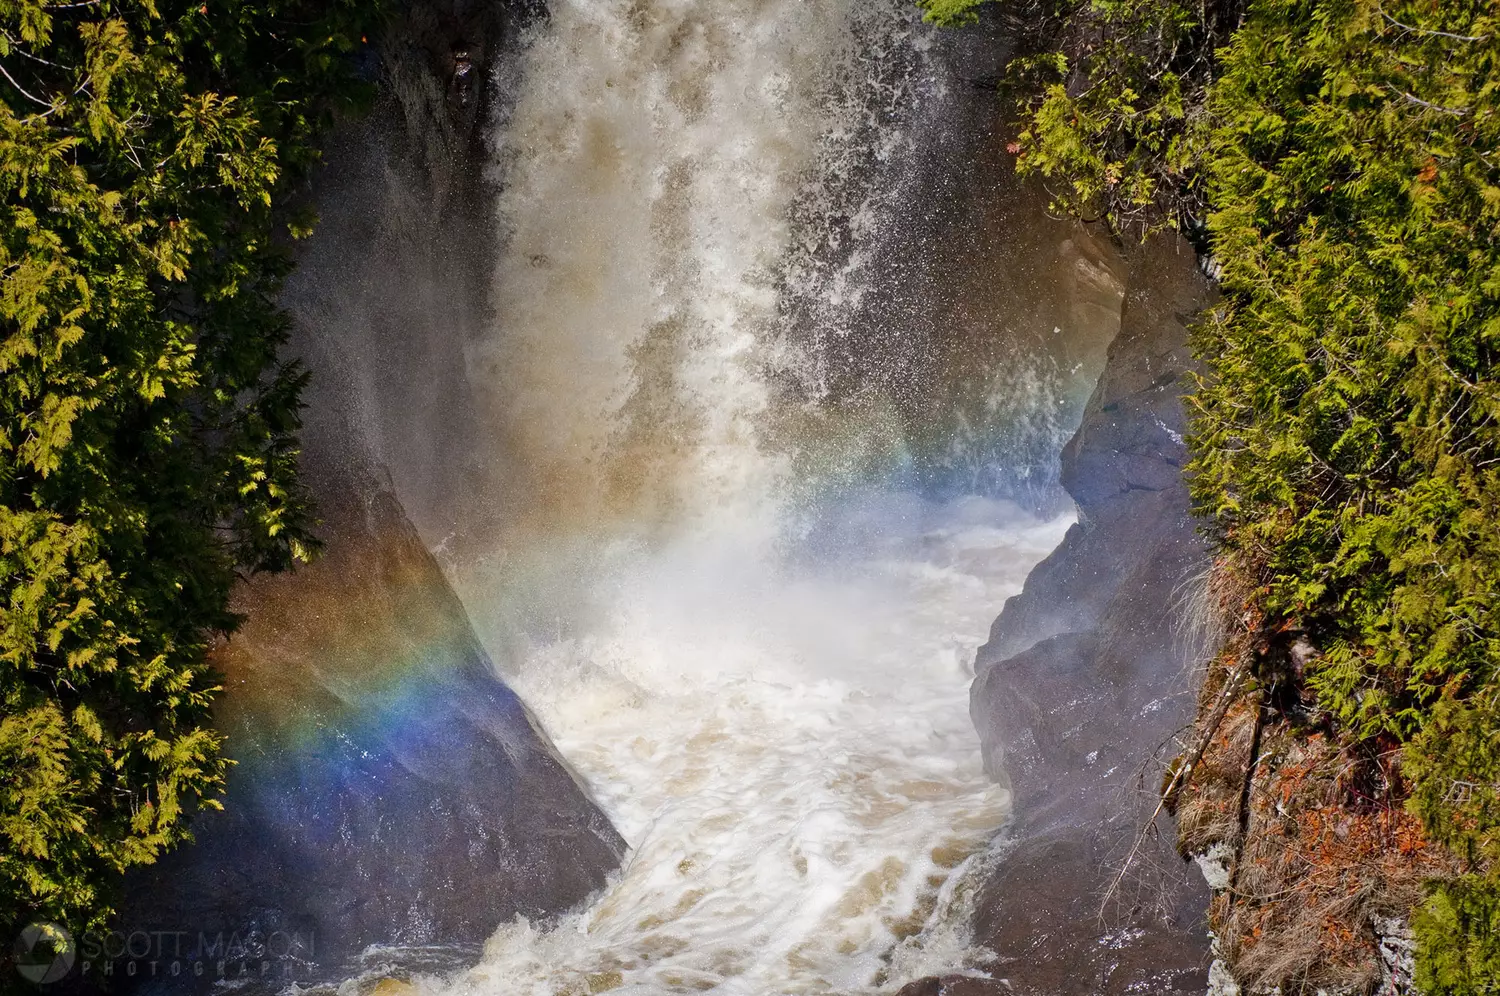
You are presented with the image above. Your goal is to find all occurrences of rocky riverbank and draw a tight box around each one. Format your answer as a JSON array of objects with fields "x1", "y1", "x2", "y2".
[{"x1": 902, "y1": 234, "x2": 1217, "y2": 996}]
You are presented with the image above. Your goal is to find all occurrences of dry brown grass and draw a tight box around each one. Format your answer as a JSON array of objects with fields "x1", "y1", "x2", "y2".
[
  {"x1": 1220, "y1": 726, "x2": 1450, "y2": 994},
  {"x1": 1172, "y1": 561, "x2": 1458, "y2": 995},
  {"x1": 1164, "y1": 561, "x2": 1470, "y2": 996}
]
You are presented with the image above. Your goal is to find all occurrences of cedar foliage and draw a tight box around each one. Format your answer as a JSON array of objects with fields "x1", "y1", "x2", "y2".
[
  {"x1": 0, "y1": 0, "x2": 379, "y2": 937},
  {"x1": 1192, "y1": 2, "x2": 1500, "y2": 990},
  {"x1": 919, "y1": 0, "x2": 1240, "y2": 235},
  {"x1": 929, "y1": 0, "x2": 1500, "y2": 989}
]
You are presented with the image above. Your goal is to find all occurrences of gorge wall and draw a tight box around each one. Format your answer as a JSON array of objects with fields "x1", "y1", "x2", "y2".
[
  {"x1": 969, "y1": 236, "x2": 1215, "y2": 995},
  {"x1": 114, "y1": 1, "x2": 624, "y2": 988},
  {"x1": 901, "y1": 235, "x2": 1217, "y2": 996}
]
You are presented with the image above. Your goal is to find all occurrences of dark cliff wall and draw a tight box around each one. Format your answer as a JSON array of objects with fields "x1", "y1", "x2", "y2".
[
  {"x1": 904, "y1": 235, "x2": 1216, "y2": 996},
  {"x1": 113, "y1": 3, "x2": 624, "y2": 989},
  {"x1": 279, "y1": 0, "x2": 528, "y2": 550},
  {"x1": 968, "y1": 235, "x2": 1213, "y2": 995}
]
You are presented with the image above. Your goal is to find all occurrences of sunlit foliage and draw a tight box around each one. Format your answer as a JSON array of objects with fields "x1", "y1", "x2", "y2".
[
  {"x1": 915, "y1": 0, "x2": 991, "y2": 25},
  {"x1": 922, "y1": 0, "x2": 1239, "y2": 236},
  {"x1": 1189, "y1": 3, "x2": 1500, "y2": 986},
  {"x1": 1, "y1": 0, "x2": 379, "y2": 935}
]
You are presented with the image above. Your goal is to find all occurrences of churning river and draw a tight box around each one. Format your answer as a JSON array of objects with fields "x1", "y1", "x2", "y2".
[{"x1": 372, "y1": 1, "x2": 1106, "y2": 993}]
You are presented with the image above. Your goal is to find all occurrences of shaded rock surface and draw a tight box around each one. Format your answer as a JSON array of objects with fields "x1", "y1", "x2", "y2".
[
  {"x1": 118, "y1": 448, "x2": 623, "y2": 990},
  {"x1": 944, "y1": 235, "x2": 1217, "y2": 995},
  {"x1": 780, "y1": 13, "x2": 1126, "y2": 513},
  {"x1": 112, "y1": 2, "x2": 624, "y2": 990}
]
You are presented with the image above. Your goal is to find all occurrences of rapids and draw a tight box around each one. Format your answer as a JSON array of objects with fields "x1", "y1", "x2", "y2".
[
  {"x1": 436, "y1": 496, "x2": 1070, "y2": 996},
  {"x1": 370, "y1": 0, "x2": 1106, "y2": 992}
]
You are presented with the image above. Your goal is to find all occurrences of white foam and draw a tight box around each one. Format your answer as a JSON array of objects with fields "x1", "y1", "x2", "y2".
[{"x1": 426, "y1": 497, "x2": 1069, "y2": 996}]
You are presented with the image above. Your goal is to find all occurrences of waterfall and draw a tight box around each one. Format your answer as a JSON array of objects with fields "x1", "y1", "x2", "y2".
[{"x1": 391, "y1": 0, "x2": 1118, "y2": 992}]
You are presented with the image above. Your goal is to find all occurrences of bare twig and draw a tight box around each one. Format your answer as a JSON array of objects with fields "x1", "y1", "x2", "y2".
[
  {"x1": 1375, "y1": 2, "x2": 1489, "y2": 42},
  {"x1": 1, "y1": 32, "x2": 71, "y2": 70},
  {"x1": 0, "y1": 59, "x2": 51, "y2": 108},
  {"x1": 1385, "y1": 84, "x2": 1468, "y2": 117}
]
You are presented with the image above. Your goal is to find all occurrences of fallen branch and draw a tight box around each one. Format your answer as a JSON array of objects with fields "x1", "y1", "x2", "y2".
[
  {"x1": 1098, "y1": 656, "x2": 1253, "y2": 919},
  {"x1": 1226, "y1": 690, "x2": 1268, "y2": 896}
]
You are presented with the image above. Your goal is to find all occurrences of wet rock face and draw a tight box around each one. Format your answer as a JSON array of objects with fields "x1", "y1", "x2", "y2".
[
  {"x1": 279, "y1": 0, "x2": 527, "y2": 552},
  {"x1": 896, "y1": 974, "x2": 1009, "y2": 996},
  {"x1": 964, "y1": 235, "x2": 1218, "y2": 995},
  {"x1": 117, "y1": 453, "x2": 624, "y2": 988}
]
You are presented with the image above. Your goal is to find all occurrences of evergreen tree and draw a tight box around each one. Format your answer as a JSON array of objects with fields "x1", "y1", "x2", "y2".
[
  {"x1": 1190, "y1": 3, "x2": 1500, "y2": 985},
  {"x1": 1, "y1": 0, "x2": 379, "y2": 937}
]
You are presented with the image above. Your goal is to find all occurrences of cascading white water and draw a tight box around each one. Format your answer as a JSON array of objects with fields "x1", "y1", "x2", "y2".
[
  {"x1": 437, "y1": 498, "x2": 1068, "y2": 996},
  {"x1": 418, "y1": 2, "x2": 1080, "y2": 993}
]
